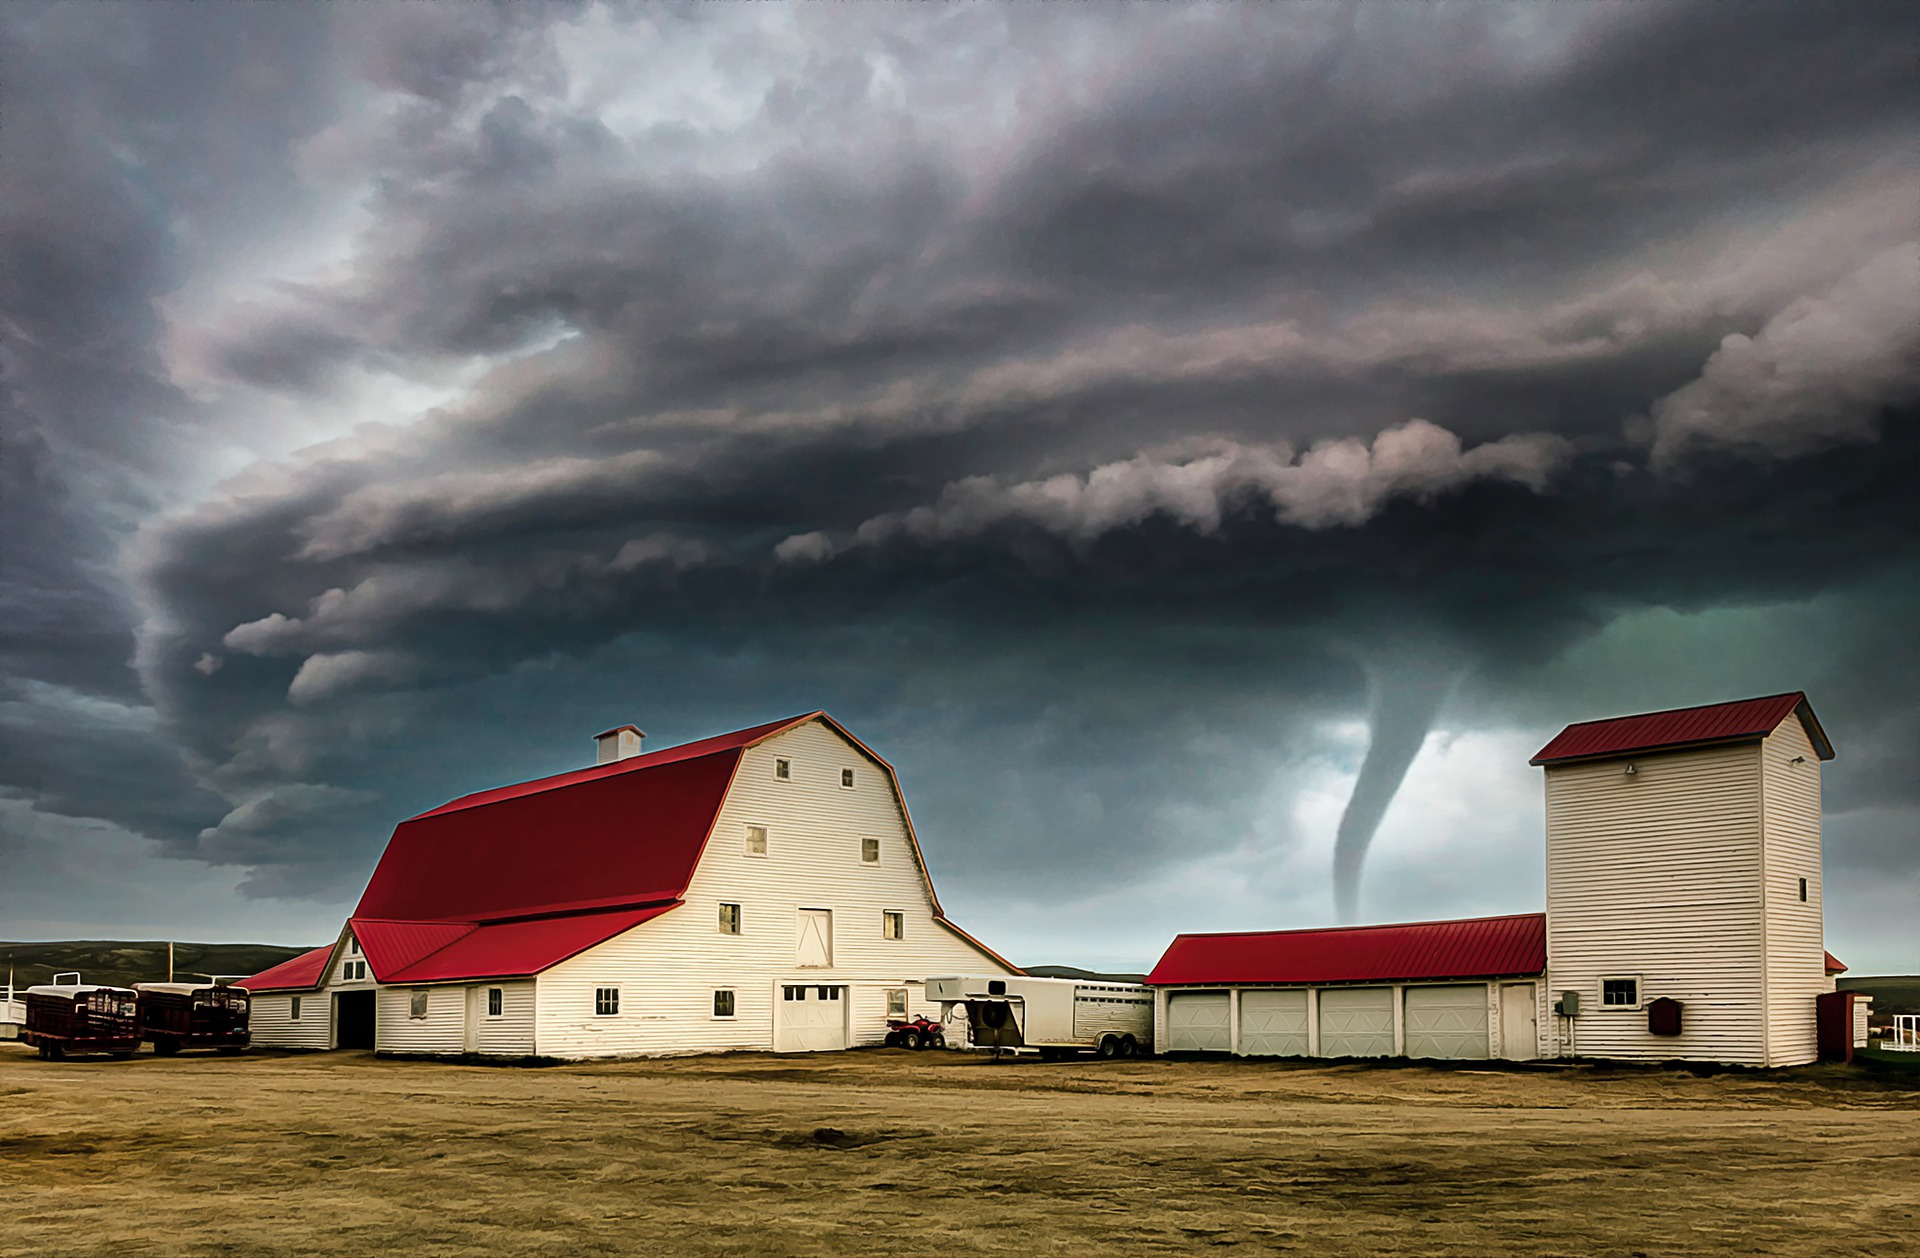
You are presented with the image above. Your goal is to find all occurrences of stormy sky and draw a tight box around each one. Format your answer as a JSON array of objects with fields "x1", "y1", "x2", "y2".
[{"x1": 3, "y1": 1, "x2": 1916, "y2": 974}]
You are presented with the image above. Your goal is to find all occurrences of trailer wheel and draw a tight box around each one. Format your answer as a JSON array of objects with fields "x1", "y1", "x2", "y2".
[
  {"x1": 1117, "y1": 1035, "x2": 1138, "y2": 1058},
  {"x1": 36, "y1": 1044, "x2": 53, "y2": 1061},
  {"x1": 1097, "y1": 1035, "x2": 1120, "y2": 1059},
  {"x1": 900, "y1": 1029, "x2": 923, "y2": 1051},
  {"x1": 154, "y1": 1037, "x2": 181, "y2": 1057}
]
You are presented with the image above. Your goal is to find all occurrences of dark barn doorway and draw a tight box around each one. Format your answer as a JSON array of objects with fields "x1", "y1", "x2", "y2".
[{"x1": 334, "y1": 990, "x2": 375, "y2": 1049}]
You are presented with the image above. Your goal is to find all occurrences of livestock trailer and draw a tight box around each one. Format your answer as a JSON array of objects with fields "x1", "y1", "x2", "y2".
[
  {"x1": 23, "y1": 979, "x2": 142, "y2": 1060},
  {"x1": 926, "y1": 975, "x2": 1153, "y2": 1058},
  {"x1": 134, "y1": 982, "x2": 251, "y2": 1055}
]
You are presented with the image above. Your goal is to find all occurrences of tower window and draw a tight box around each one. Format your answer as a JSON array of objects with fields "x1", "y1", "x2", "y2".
[
  {"x1": 774, "y1": 758, "x2": 790, "y2": 780},
  {"x1": 841, "y1": 768, "x2": 855, "y2": 788},
  {"x1": 1799, "y1": 877, "x2": 1808, "y2": 903}
]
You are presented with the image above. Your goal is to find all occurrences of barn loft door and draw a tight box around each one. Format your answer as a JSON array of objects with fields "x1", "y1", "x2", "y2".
[{"x1": 796, "y1": 909, "x2": 833, "y2": 968}]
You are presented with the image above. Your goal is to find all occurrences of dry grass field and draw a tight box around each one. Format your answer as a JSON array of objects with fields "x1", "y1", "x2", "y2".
[{"x1": 3, "y1": 1044, "x2": 1916, "y2": 1257}]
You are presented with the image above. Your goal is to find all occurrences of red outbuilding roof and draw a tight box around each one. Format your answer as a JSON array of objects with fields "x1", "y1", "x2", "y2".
[
  {"x1": 1825, "y1": 951, "x2": 1847, "y2": 975},
  {"x1": 1147, "y1": 912, "x2": 1547, "y2": 987},
  {"x1": 1530, "y1": 692, "x2": 1833, "y2": 766},
  {"x1": 236, "y1": 943, "x2": 334, "y2": 993},
  {"x1": 238, "y1": 711, "x2": 1017, "y2": 991}
]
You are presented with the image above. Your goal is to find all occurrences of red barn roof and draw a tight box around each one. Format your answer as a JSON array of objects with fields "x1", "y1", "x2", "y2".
[
  {"x1": 1530, "y1": 692, "x2": 1833, "y2": 766},
  {"x1": 236, "y1": 943, "x2": 333, "y2": 993},
  {"x1": 1147, "y1": 913, "x2": 1546, "y2": 987},
  {"x1": 1824, "y1": 951, "x2": 1847, "y2": 975},
  {"x1": 238, "y1": 711, "x2": 1017, "y2": 991}
]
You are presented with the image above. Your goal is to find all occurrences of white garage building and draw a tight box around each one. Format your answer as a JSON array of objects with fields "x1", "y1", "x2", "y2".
[
  {"x1": 1151, "y1": 691, "x2": 1846, "y2": 1067},
  {"x1": 1149, "y1": 913, "x2": 1548, "y2": 1060},
  {"x1": 239, "y1": 713, "x2": 1017, "y2": 1058}
]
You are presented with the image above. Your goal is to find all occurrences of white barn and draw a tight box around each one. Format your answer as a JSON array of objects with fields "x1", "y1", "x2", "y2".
[
  {"x1": 1149, "y1": 691, "x2": 1846, "y2": 1067},
  {"x1": 239, "y1": 713, "x2": 1018, "y2": 1058}
]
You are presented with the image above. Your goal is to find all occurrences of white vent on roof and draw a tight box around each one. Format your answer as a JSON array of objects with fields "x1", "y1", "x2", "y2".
[{"x1": 594, "y1": 724, "x2": 646, "y2": 764}]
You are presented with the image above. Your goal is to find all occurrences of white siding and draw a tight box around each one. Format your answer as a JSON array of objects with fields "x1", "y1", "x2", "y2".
[
  {"x1": 247, "y1": 992, "x2": 330, "y2": 1049},
  {"x1": 1760, "y1": 715, "x2": 1825, "y2": 1066},
  {"x1": 471, "y1": 982, "x2": 537, "y2": 1056},
  {"x1": 366, "y1": 981, "x2": 537, "y2": 1057},
  {"x1": 534, "y1": 719, "x2": 1013, "y2": 1058},
  {"x1": 1544, "y1": 743, "x2": 1766, "y2": 1064},
  {"x1": 376, "y1": 985, "x2": 467, "y2": 1055}
]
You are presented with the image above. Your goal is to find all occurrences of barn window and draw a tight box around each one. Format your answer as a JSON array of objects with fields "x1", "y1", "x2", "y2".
[
  {"x1": 595, "y1": 987, "x2": 620, "y2": 1016},
  {"x1": 861, "y1": 837, "x2": 880, "y2": 863},
  {"x1": 882, "y1": 911, "x2": 904, "y2": 940},
  {"x1": 783, "y1": 985, "x2": 802, "y2": 1001},
  {"x1": 841, "y1": 768, "x2": 855, "y2": 788},
  {"x1": 712, "y1": 990, "x2": 735, "y2": 1018},
  {"x1": 347, "y1": 937, "x2": 359, "y2": 955},
  {"x1": 718, "y1": 903, "x2": 742, "y2": 935},
  {"x1": 1601, "y1": 977, "x2": 1640, "y2": 1008},
  {"x1": 1799, "y1": 877, "x2": 1808, "y2": 903},
  {"x1": 745, "y1": 825, "x2": 768, "y2": 857},
  {"x1": 487, "y1": 988, "x2": 503, "y2": 1017},
  {"x1": 409, "y1": 991, "x2": 429, "y2": 1019},
  {"x1": 290, "y1": 996, "x2": 302, "y2": 1020},
  {"x1": 886, "y1": 988, "x2": 908, "y2": 1017},
  {"x1": 774, "y1": 758, "x2": 790, "y2": 780}
]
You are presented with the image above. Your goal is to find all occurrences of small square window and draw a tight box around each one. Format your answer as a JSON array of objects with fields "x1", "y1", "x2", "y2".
[
  {"x1": 774, "y1": 758, "x2": 790, "y2": 781},
  {"x1": 713, "y1": 990, "x2": 735, "y2": 1018},
  {"x1": 409, "y1": 990, "x2": 429, "y2": 1019},
  {"x1": 783, "y1": 985, "x2": 801, "y2": 1001},
  {"x1": 861, "y1": 837, "x2": 880, "y2": 863},
  {"x1": 841, "y1": 768, "x2": 855, "y2": 788},
  {"x1": 290, "y1": 996, "x2": 302, "y2": 1020},
  {"x1": 1601, "y1": 977, "x2": 1639, "y2": 1008},
  {"x1": 718, "y1": 903, "x2": 742, "y2": 935},
  {"x1": 886, "y1": 988, "x2": 908, "y2": 1017},
  {"x1": 883, "y1": 911, "x2": 904, "y2": 940},
  {"x1": 487, "y1": 988, "x2": 503, "y2": 1017},
  {"x1": 745, "y1": 825, "x2": 768, "y2": 857},
  {"x1": 1798, "y1": 877, "x2": 1808, "y2": 903},
  {"x1": 595, "y1": 987, "x2": 620, "y2": 1016}
]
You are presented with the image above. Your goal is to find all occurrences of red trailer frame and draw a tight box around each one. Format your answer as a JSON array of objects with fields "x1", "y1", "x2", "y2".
[
  {"x1": 23, "y1": 986, "x2": 142, "y2": 1060},
  {"x1": 134, "y1": 983, "x2": 251, "y2": 1055}
]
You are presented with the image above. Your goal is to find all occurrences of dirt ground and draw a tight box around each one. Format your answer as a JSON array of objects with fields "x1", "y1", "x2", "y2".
[{"x1": 3, "y1": 1044, "x2": 1916, "y2": 1257}]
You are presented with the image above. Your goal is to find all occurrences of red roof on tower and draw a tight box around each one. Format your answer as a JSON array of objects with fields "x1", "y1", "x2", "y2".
[
  {"x1": 1530, "y1": 692, "x2": 1832, "y2": 766},
  {"x1": 1146, "y1": 913, "x2": 1547, "y2": 987}
]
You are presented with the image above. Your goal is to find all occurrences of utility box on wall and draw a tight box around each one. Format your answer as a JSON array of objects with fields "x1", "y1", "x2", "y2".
[{"x1": 1647, "y1": 997, "x2": 1683, "y2": 1036}]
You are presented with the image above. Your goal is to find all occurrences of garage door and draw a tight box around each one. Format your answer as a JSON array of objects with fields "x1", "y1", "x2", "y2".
[
  {"x1": 1404, "y1": 985, "x2": 1489, "y2": 1060},
  {"x1": 1166, "y1": 992, "x2": 1230, "y2": 1053},
  {"x1": 775, "y1": 984, "x2": 848, "y2": 1052},
  {"x1": 1318, "y1": 987, "x2": 1393, "y2": 1057},
  {"x1": 1238, "y1": 989, "x2": 1309, "y2": 1057}
]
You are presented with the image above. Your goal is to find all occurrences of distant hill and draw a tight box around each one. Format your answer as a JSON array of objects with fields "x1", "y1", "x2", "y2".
[
  {"x1": 1022, "y1": 965, "x2": 1148, "y2": 983},
  {"x1": 1839, "y1": 975, "x2": 1920, "y2": 1015},
  {"x1": 0, "y1": 941, "x2": 316, "y2": 991}
]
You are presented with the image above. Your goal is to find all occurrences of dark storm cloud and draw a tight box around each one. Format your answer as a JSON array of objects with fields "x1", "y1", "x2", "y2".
[{"x1": 1, "y1": 1, "x2": 1915, "y2": 933}]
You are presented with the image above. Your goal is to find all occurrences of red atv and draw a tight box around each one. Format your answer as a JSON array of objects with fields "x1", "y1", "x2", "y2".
[{"x1": 882, "y1": 1016, "x2": 946, "y2": 1050}]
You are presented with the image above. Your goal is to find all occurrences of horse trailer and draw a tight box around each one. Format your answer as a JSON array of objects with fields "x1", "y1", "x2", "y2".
[
  {"x1": 926, "y1": 975, "x2": 1153, "y2": 1058},
  {"x1": 134, "y1": 982, "x2": 251, "y2": 1055},
  {"x1": 23, "y1": 977, "x2": 142, "y2": 1060}
]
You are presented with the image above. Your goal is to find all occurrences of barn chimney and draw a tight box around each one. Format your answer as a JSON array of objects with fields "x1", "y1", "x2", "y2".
[{"x1": 594, "y1": 724, "x2": 646, "y2": 765}]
